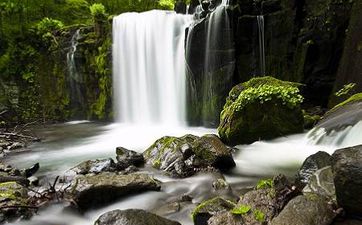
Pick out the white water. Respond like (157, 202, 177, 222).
(113, 10, 192, 125)
(257, 15, 266, 75)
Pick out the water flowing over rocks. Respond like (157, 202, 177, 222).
(143, 134, 235, 177)
(68, 173, 161, 210)
(332, 144, 362, 216)
(94, 209, 181, 225)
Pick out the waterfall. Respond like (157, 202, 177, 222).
(112, 11, 192, 125)
(66, 29, 83, 109)
(257, 15, 266, 76)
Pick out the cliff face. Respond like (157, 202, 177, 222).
(185, 0, 354, 126)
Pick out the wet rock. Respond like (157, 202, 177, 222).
(27, 176, 39, 186)
(69, 172, 161, 210)
(332, 219, 362, 225)
(143, 134, 235, 177)
(94, 209, 181, 225)
(295, 151, 332, 188)
(332, 145, 362, 216)
(270, 194, 336, 225)
(116, 147, 144, 169)
(0, 181, 35, 223)
(71, 158, 117, 175)
(207, 211, 240, 225)
(303, 166, 335, 200)
(218, 77, 304, 145)
(192, 197, 236, 225)
(23, 163, 40, 178)
(152, 194, 193, 217)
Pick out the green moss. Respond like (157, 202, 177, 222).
(256, 179, 274, 190)
(144, 136, 179, 168)
(253, 209, 266, 222)
(230, 204, 251, 215)
(331, 93, 362, 111)
(191, 197, 236, 222)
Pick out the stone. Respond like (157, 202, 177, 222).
(116, 147, 144, 169)
(143, 134, 235, 177)
(218, 77, 304, 145)
(69, 173, 161, 210)
(192, 197, 236, 225)
(71, 158, 117, 175)
(295, 151, 332, 188)
(94, 209, 181, 225)
(332, 145, 362, 216)
(303, 166, 335, 200)
(0, 182, 34, 223)
(270, 195, 336, 225)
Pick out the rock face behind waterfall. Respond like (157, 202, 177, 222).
(143, 134, 235, 177)
(218, 77, 304, 145)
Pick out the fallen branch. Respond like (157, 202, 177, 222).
(2, 132, 40, 141)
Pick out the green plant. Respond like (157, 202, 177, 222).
(335, 83, 356, 97)
(89, 3, 106, 20)
(35, 17, 64, 35)
(159, 0, 174, 9)
(256, 179, 273, 189)
(253, 209, 266, 222)
(230, 204, 251, 215)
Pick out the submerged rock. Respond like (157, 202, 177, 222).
(270, 194, 336, 225)
(69, 173, 161, 210)
(94, 209, 181, 225)
(143, 134, 235, 177)
(295, 151, 332, 188)
(332, 144, 362, 216)
(218, 77, 304, 145)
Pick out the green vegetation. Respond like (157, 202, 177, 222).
(218, 76, 305, 145)
(335, 83, 356, 97)
(256, 179, 274, 190)
(230, 204, 251, 215)
(331, 93, 362, 111)
(253, 209, 266, 222)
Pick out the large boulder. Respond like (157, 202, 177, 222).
(116, 147, 144, 169)
(70, 158, 117, 175)
(143, 134, 235, 177)
(218, 77, 304, 145)
(332, 145, 362, 216)
(69, 173, 161, 210)
(295, 151, 332, 188)
(94, 209, 181, 225)
(270, 194, 336, 225)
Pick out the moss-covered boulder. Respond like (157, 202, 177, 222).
(218, 76, 304, 145)
(0, 182, 34, 223)
(143, 134, 235, 177)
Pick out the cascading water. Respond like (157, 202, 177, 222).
(112, 11, 192, 125)
(66, 29, 84, 109)
(257, 15, 266, 76)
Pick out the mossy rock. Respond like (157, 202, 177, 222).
(192, 197, 236, 225)
(0, 182, 34, 223)
(329, 93, 362, 113)
(218, 76, 304, 145)
(143, 134, 235, 177)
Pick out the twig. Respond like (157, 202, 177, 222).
(0, 205, 38, 210)
(2, 132, 40, 141)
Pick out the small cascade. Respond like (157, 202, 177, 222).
(112, 11, 192, 125)
(257, 15, 266, 76)
(66, 29, 84, 110)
